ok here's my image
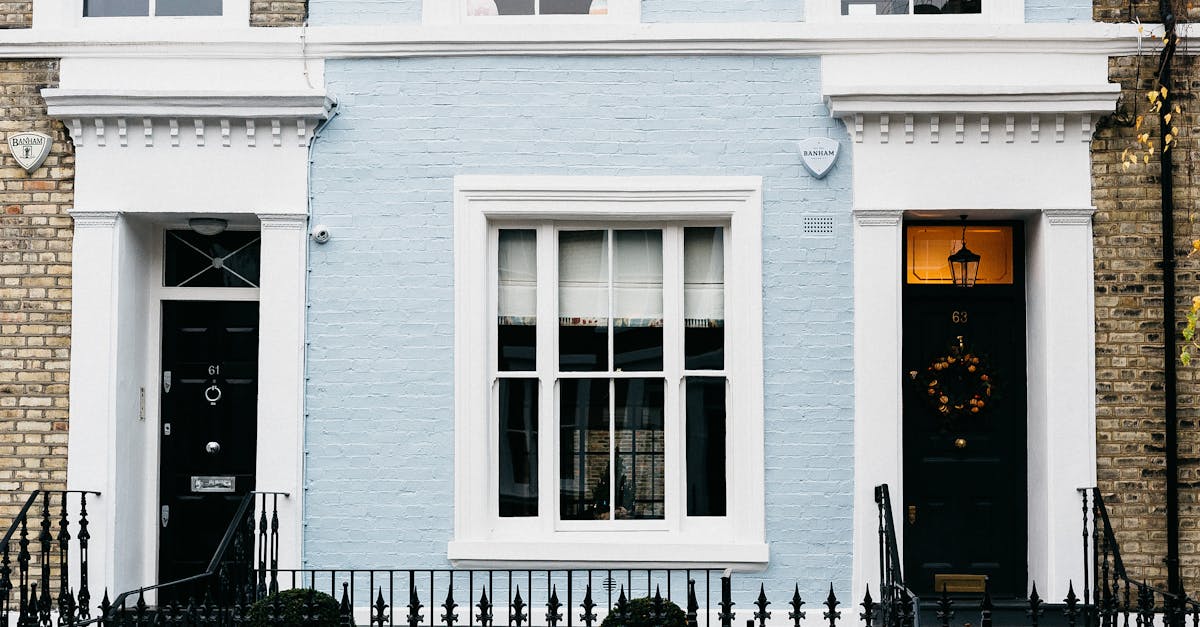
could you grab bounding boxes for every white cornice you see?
[42,90,333,120]
[825,85,1123,117]
[0,22,1160,60]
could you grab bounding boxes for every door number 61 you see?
[208,365,221,376]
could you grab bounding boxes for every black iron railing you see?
[1080,487,1200,627]
[0,489,100,627]
[77,491,287,626]
[874,484,917,627]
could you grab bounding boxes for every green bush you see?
[599,596,688,627]
[246,588,353,626]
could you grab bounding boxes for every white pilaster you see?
[1026,208,1097,599]
[255,213,309,569]
[851,209,905,598]
[66,210,121,593]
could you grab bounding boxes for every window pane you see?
[487,0,535,14]
[615,378,665,520]
[164,230,261,288]
[84,0,149,16]
[559,231,609,372]
[560,379,611,520]
[541,0,594,13]
[842,0,908,15]
[914,0,981,13]
[613,230,663,371]
[499,379,538,517]
[906,225,1013,285]
[499,230,537,371]
[155,0,223,15]
[686,377,726,517]
[685,228,725,370]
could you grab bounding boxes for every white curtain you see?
[499,230,538,323]
[558,230,610,324]
[613,230,663,326]
[684,228,724,325]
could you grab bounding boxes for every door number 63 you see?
[951,311,969,324]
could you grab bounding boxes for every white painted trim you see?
[42,90,334,120]
[0,23,1154,60]
[850,207,1098,603]
[825,86,1122,116]
[453,176,766,567]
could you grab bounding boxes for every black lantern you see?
[947,215,981,288]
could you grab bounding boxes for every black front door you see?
[159,301,259,588]
[901,223,1027,598]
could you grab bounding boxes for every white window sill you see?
[448,540,769,569]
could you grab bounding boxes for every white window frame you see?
[423,0,640,25]
[806,0,1022,23]
[451,176,767,567]
[33,0,250,31]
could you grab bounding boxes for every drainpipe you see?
[1157,0,1181,608]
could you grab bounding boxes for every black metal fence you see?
[8,486,1200,627]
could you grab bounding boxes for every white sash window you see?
[454,176,766,566]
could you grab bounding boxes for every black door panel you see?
[902,223,1027,598]
[159,301,259,595]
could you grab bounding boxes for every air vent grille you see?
[802,215,836,235]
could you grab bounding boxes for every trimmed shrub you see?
[599,596,688,627]
[247,588,353,626]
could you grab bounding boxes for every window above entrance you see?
[164,230,261,288]
[808,0,1021,22]
[906,225,1014,285]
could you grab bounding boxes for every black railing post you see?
[77,494,91,622]
[718,577,733,627]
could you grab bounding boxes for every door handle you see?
[907,505,917,525]
[161,505,169,528]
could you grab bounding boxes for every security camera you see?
[310,225,331,244]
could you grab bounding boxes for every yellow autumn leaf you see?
[1173,127,1179,136]
[1145,154,1151,164]
[1166,113,1173,124]
[1150,91,1160,103]
[1136,115,1144,130]
[1167,134,1174,144]
[1176,105,1182,114]
[1162,86,1169,98]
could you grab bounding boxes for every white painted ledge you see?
[42,90,334,119]
[825,85,1123,116]
[448,541,770,569]
[0,22,1157,59]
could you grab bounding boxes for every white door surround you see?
[52,51,328,589]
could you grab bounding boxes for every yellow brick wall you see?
[0,59,72,525]
[1093,52,1200,592]
[0,2,304,27]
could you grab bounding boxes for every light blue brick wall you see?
[641,0,806,22]
[308,0,421,25]
[305,55,855,595]
[1026,0,1091,22]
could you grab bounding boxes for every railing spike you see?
[546,585,562,627]
[579,584,597,627]
[1028,582,1044,627]
[1065,581,1081,627]
[860,586,876,627]
[476,587,493,627]
[340,583,353,627]
[1136,585,1155,627]
[511,586,528,627]
[789,585,806,627]
[753,585,771,627]
[686,580,699,627]
[374,588,391,627]
[823,585,841,627]
[408,581,425,627]
[936,584,953,627]
[442,583,459,627]
[652,586,666,627]
[614,587,631,626]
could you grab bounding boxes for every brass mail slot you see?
[933,574,988,594]
[191,476,235,493]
